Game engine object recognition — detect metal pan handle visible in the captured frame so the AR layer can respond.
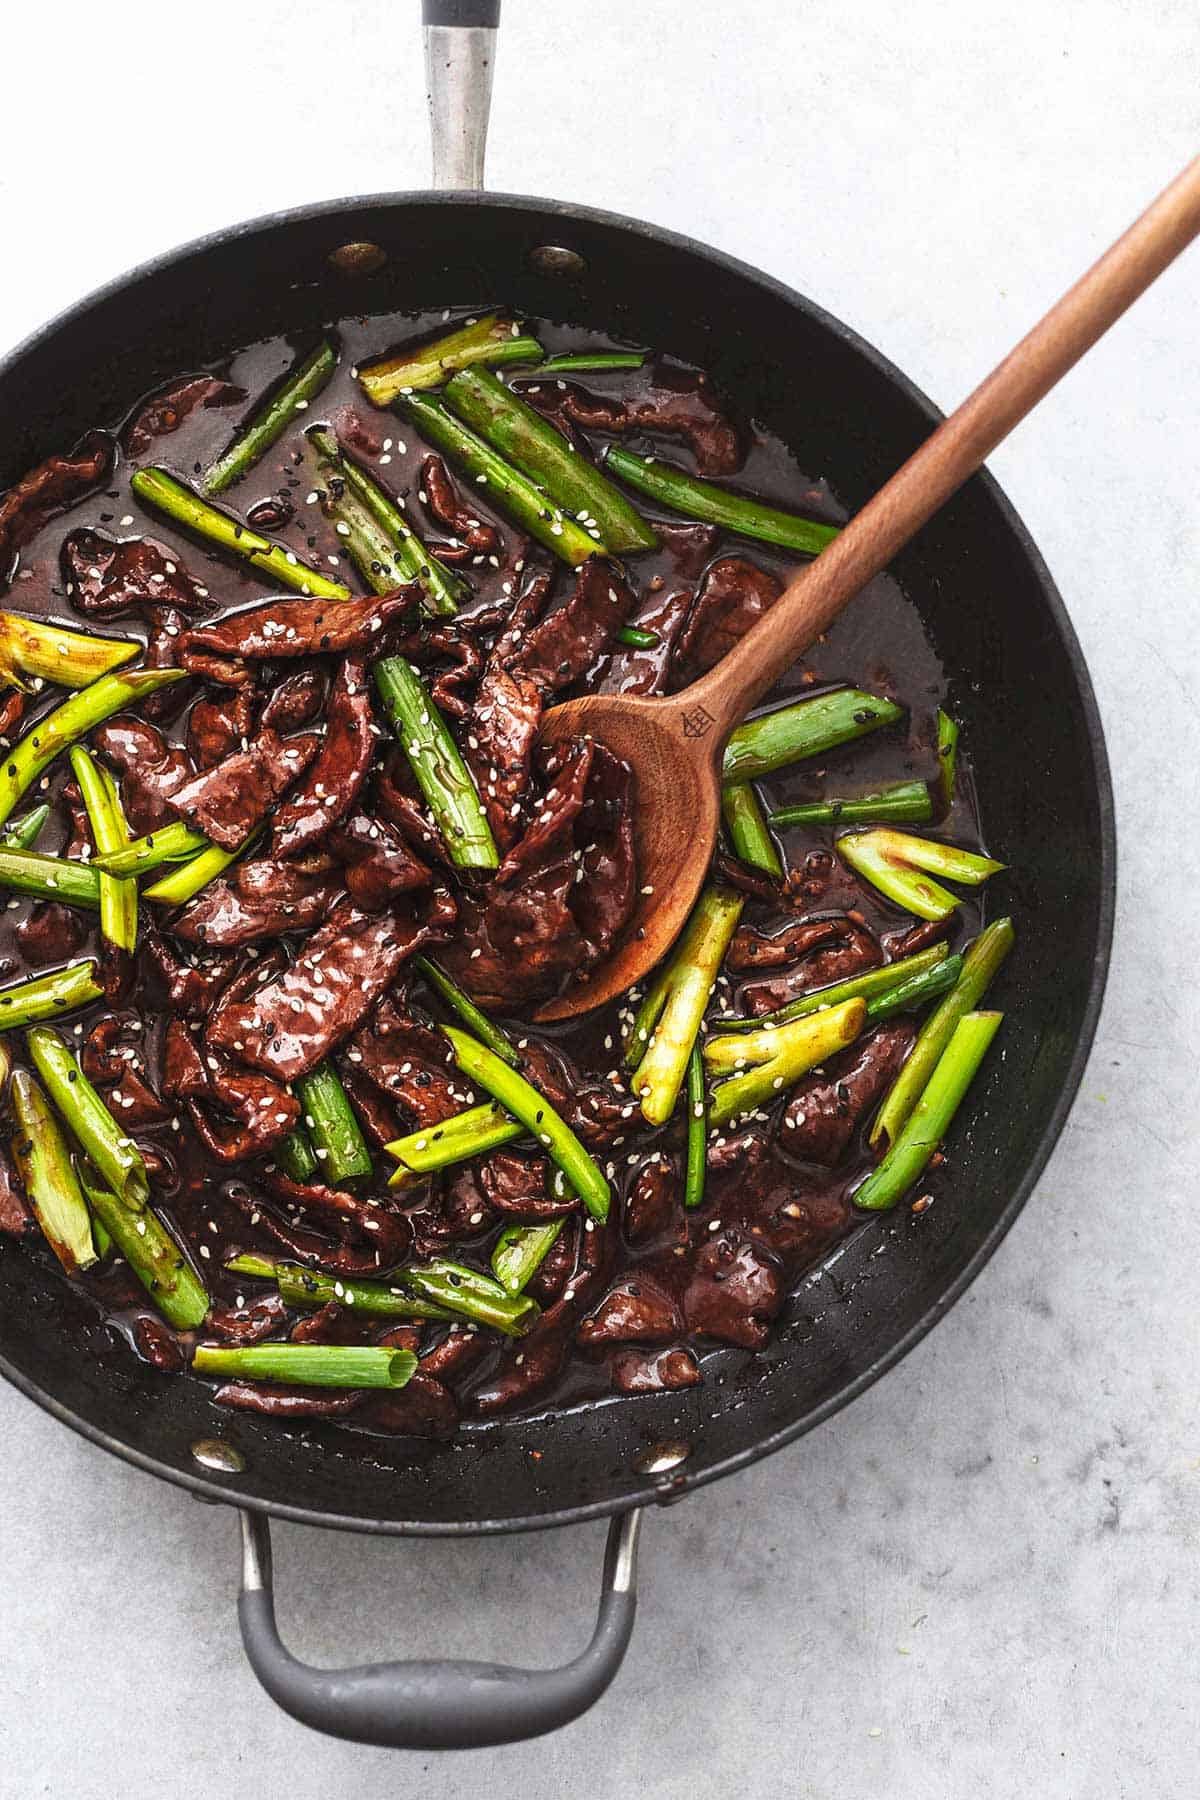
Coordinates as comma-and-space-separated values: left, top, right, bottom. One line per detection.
423, 0, 500, 190
236, 1506, 642, 1748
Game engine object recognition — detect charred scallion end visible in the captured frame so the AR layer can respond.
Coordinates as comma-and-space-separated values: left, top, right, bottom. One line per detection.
358, 313, 543, 405
91, 819, 209, 878
393, 1257, 540, 1336
855, 1011, 1003, 1211
0, 961, 103, 1032
442, 1025, 612, 1223
769, 779, 933, 830
626, 885, 744, 1127
296, 1063, 372, 1185
871, 918, 1014, 1151
192, 1342, 418, 1389
8, 1069, 98, 1274
204, 339, 337, 495
936, 707, 960, 813
1, 805, 51, 851
386, 1101, 524, 1188
443, 366, 658, 555
0, 667, 185, 829
307, 426, 463, 617
374, 656, 499, 872
704, 998, 867, 1130
226, 1254, 458, 1324
605, 445, 841, 556
399, 394, 600, 566
684, 1044, 707, 1210
130, 469, 351, 600
69, 746, 136, 953
416, 955, 517, 1065
78, 1170, 209, 1330
837, 827, 1004, 922
491, 1220, 564, 1296
142, 832, 261, 907
0, 848, 101, 909
722, 689, 904, 786
713, 942, 952, 1031
27, 1025, 150, 1210
721, 782, 782, 876
0, 612, 138, 691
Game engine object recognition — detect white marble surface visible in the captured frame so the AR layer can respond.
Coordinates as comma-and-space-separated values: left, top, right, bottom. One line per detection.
1, 2, 1197, 1794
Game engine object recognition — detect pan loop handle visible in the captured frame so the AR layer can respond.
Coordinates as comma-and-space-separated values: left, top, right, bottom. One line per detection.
423, 1, 501, 191
236, 1505, 643, 1748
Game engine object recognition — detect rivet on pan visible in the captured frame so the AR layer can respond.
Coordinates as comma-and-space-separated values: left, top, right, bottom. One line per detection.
633, 1438, 692, 1475
328, 241, 389, 276
529, 245, 587, 278
191, 1438, 246, 1474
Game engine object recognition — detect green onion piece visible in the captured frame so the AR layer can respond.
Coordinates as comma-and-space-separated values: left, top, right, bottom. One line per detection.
192, 1343, 418, 1389
297, 1063, 372, 1184
130, 469, 350, 600
871, 919, 1014, 1150
723, 689, 904, 786
416, 955, 517, 1065
69, 746, 136, 952
1, 804, 51, 850
204, 339, 337, 495
442, 1024, 612, 1223
855, 1011, 1003, 1211
359, 313, 542, 404
386, 1101, 524, 1188
393, 1257, 540, 1336
491, 1220, 564, 1296
90, 819, 209, 878
374, 656, 498, 871
721, 782, 782, 876
226, 1253, 457, 1323
705, 999, 867, 1130
274, 1126, 318, 1183
399, 394, 601, 566
712, 942, 952, 1031
0, 667, 186, 829
0, 847, 101, 909
864, 953, 963, 1022
684, 1044, 707, 1210
626, 885, 744, 1126
616, 624, 660, 648
142, 831, 260, 907
769, 779, 933, 830
838, 827, 1005, 922
8, 1069, 98, 1273
0, 612, 138, 691
78, 1170, 209, 1329
27, 1025, 149, 1209
443, 366, 658, 554
936, 708, 960, 812
605, 445, 841, 556
0, 961, 103, 1031
528, 351, 646, 375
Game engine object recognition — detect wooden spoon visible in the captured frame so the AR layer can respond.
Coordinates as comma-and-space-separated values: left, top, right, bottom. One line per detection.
535, 155, 1200, 1022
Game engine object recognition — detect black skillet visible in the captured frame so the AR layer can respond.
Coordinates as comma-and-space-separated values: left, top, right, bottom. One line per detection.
0, 0, 1115, 1749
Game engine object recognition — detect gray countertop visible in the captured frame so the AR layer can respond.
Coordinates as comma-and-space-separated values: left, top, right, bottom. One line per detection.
1, 3, 1196, 1795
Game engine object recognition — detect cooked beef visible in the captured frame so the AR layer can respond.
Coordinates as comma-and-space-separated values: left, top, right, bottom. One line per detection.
168, 728, 321, 849
272, 655, 374, 857
123, 375, 245, 456
92, 716, 195, 835
60, 530, 206, 619
0, 433, 112, 568
782, 1022, 916, 1164
171, 857, 342, 948
674, 556, 781, 682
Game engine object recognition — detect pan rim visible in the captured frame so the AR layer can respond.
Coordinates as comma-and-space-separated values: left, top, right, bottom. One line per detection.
0, 187, 1117, 1536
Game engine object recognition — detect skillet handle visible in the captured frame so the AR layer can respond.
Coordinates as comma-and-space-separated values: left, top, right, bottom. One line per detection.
423, 0, 500, 191
235, 1506, 642, 1748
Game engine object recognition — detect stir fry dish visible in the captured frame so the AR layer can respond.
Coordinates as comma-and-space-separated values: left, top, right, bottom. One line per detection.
0, 310, 1011, 1434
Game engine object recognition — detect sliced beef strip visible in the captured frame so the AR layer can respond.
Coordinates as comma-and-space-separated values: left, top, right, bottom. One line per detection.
180, 589, 414, 678
336, 1063, 402, 1149
0, 1149, 31, 1236
610, 1347, 702, 1394
518, 365, 743, 475
331, 813, 431, 911
373, 750, 453, 869
409, 1168, 497, 1260
141, 927, 241, 1018
782, 1021, 916, 1164
727, 915, 846, 973
624, 1159, 679, 1243
741, 919, 882, 1016
272, 656, 374, 858
346, 998, 463, 1129
205, 1291, 290, 1345
60, 530, 207, 619
674, 556, 781, 683
425, 626, 483, 720
419, 453, 502, 558
525, 1218, 577, 1305
576, 1274, 684, 1348
258, 668, 326, 735
517, 1038, 632, 1149
170, 857, 343, 948
494, 734, 591, 884
139, 607, 192, 720
206, 895, 454, 1083
466, 662, 543, 850
679, 1229, 784, 1349
0, 432, 112, 567
257, 1170, 411, 1267
477, 1150, 578, 1221
168, 728, 321, 850
81, 1015, 169, 1126
418, 1327, 492, 1386
708, 1143, 853, 1267
509, 557, 634, 694
16, 903, 85, 964
92, 716, 195, 835
162, 1017, 300, 1160
123, 375, 245, 457
0, 690, 27, 739
569, 743, 636, 951
213, 1382, 366, 1419
471, 1214, 615, 1414
187, 687, 256, 770
221, 1176, 408, 1278
359, 1372, 459, 1439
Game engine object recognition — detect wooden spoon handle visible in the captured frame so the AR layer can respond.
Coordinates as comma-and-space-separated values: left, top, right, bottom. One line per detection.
688, 154, 1200, 736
